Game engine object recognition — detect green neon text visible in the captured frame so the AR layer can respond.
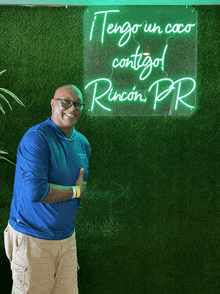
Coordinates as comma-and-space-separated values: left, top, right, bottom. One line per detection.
148, 78, 196, 110
165, 23, 195, 34
144, 23, 163, 34
89, 10, 196, 47
112, 45, 168, 80
89, 10, 120, 44
107, 22, 143, 47
85, 78, 147, 112
85, 77, 196, 112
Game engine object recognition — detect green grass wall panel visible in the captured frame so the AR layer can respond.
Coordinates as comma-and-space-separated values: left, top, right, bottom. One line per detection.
0, 5, 220, 293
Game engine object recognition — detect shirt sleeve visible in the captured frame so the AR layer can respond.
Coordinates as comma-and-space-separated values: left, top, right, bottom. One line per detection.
18, 130, 50, 203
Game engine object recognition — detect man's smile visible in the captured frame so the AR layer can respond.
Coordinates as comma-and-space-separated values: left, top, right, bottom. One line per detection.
64, 113, 75, 118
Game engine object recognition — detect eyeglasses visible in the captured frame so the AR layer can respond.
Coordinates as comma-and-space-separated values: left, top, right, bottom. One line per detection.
55, 98, 85, 111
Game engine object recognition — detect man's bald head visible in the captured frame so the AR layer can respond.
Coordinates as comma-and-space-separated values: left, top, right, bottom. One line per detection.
53, 85, 83, 102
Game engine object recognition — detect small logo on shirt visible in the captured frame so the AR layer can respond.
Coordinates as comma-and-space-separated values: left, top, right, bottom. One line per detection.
78, 154, 87, 159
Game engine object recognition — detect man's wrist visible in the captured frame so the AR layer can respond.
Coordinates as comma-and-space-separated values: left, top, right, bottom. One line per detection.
72, 186, 76, 199
43, 184, 75, 203
72, 186, 81, 199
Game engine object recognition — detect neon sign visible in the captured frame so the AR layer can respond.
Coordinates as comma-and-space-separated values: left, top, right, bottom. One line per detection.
112, 45, 168, 80
84, 6, 197, 116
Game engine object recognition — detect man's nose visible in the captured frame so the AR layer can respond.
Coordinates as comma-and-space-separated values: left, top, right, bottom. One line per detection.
69, 103, 77, 111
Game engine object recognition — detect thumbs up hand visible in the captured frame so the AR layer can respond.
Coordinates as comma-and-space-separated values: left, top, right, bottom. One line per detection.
75, 168, 87, 198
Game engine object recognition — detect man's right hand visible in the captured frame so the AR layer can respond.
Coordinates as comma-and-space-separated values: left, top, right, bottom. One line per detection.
75, 168, 87, 198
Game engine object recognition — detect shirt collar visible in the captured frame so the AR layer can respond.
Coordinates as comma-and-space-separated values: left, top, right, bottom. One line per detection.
47, 118, 76, 140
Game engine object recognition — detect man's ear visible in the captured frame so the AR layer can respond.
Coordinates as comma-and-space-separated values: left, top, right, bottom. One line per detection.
50, 99, 54, 109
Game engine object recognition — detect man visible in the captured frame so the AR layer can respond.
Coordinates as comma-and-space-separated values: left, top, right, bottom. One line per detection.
4, 85, 91, 293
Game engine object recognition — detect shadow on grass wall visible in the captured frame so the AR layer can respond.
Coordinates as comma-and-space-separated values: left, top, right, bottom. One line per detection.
0, 5, 220, 294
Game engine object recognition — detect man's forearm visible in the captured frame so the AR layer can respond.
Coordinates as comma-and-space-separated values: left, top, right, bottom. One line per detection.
42, 184, 73, 203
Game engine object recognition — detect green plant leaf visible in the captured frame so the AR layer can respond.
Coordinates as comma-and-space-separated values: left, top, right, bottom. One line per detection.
0, 69, 6, 76
0, 102, 6, 114
0, 93, 12, 111
0, 69, 23, 166
0, 150, 8, 155
0, 150, 15, 165
0, 88, 25, 107
0, 156, 15, 165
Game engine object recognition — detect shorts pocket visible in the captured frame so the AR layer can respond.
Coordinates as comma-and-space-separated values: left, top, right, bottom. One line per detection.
12, 287, 28, 293
4, 224, 8, 234
11, 260, 28, 292
4, 225, 12, 262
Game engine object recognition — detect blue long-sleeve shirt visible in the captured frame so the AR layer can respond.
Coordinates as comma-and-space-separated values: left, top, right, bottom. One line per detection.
9, 118, 91, 240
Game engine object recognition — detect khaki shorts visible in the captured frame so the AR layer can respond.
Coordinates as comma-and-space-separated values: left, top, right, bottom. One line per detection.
4, 222, 79, 294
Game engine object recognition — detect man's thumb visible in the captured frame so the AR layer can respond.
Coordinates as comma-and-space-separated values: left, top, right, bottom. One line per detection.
79, 168, 84, 178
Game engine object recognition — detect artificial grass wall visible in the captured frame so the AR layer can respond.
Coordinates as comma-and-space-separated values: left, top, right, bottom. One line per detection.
0, 5, 220, 293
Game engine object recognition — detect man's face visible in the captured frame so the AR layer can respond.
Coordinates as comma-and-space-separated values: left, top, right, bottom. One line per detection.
51, 86, 83, 130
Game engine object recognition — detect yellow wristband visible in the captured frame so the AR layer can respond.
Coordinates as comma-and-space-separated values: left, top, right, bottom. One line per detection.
76, 186, 81, 198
